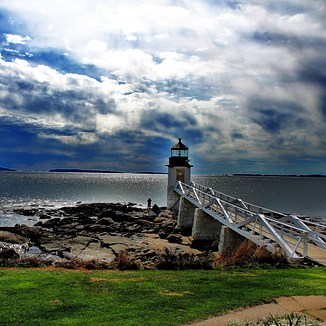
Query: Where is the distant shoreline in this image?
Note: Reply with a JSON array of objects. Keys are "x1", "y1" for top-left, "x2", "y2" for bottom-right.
[
  {"x1": 49, "y1": 169, "x2": 167, "y2": 174},
  {"x1": 0, "y1": 167, "x2": 324, "y2": 177}
]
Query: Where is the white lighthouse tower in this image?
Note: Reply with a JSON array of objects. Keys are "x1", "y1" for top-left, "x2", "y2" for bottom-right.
[{"x1": 167, "y1": 138, "x2": 192, "y2": 210}]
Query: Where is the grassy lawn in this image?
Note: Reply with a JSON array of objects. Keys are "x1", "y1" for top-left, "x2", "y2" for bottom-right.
[{"x1": 0, "y1": 267, "x2": 325, "y2": 325}]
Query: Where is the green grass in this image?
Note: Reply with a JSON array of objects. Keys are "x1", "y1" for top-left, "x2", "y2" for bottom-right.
[{"x1": 0, "y1": 267, "x2": 325, "y2": 325}]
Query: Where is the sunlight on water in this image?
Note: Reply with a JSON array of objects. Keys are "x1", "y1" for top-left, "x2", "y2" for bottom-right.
[{"x1": 0, "y1": 172, "x2": 325, "y2": 226}]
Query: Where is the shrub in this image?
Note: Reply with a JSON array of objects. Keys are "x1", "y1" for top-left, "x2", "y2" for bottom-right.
[
  {"x1": 114, "y1": 250, "x2": 140, "y2": 270},
  {"x1": 55, "y1": 258, "x2": 111, "y2": 270},
  {"x1": 215, "y1": 240, "x2": 288, "y2": 267},
  {"x1": 0, "y1": 248, "x2": 20, "y2": 266},
  {"x1": 155, "y1": 248, "x2": 213, "y2": 270},
  {"x1": 18, "y1": 256, "x2": 53, "y2": 268}
]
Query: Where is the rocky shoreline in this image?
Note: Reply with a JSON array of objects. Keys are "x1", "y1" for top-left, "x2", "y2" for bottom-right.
[{"x1": 0, "y1": 202, "x2": 210, "y2": 269}]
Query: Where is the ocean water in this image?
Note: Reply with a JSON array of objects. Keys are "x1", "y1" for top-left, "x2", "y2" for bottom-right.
[{"x1": 0, "y1": 172, "x2": 325, "y2": 226}]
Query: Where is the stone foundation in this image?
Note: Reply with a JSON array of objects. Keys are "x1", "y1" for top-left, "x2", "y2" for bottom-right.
[
  {"x1": 177, "y1": 197, "x2": 196, "y2": 231},
  {"x1": 191, "y1": 208, "x2": 222, "y2": 241},
  {"x1": 218, "y1": 225, "x2": 245, "y2": 255},
  {"x1": 167, "y1": 186, "x2": 180, "y2": 214}
]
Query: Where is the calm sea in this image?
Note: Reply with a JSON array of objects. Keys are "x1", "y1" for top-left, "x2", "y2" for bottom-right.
[{"x1": 0, "y1": 172, "x2": 325, "y2": 226}]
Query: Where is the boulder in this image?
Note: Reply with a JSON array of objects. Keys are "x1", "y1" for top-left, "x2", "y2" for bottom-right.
[
  {"x1": 166, "y1": 234, "x2": 183, "y2": 244},
  {"x1": 86, "y1": 224, "x2": 110, "y2": 233},
  {"x1": 0, "y1": 231, "x2": 30, "y2": 244},
  {"x1": 99, "y1": 210, "x2": 131, "y2": 222},
  {"x1": 151, "y1": 204, "x2": 161, "y2": 215},
  {"x1": 41, "y1": 218, "x2": 61, "y2": 228},
  {"x1": 158, "y1": 210, "x2": 176, "y2": 219},
  {"x1": 158, "y1": 231, "x2": 169, "y2": 239},
  {"x1": 1, "y1": 202, "x2": 205, "y2": 265},
  {"x1": 13, "y1": 208, "x2": 38, "y2": 216},
  {"x1": 124, "y1": 224, "x2": 141, "y2": 233},
  {"x1": 96, "y1": 217, "x2": 115, "y2": 225},
  {"x1": 39, "y1": 213, "x2": 52, "y2": 220}
]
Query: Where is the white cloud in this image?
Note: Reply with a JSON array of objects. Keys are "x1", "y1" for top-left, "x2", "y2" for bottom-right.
[
  {"x1": 86, "y1": 39, "x2": 108, "y2": 53},
  {"x1": 39, "y1": 131, "x2": 98, "y2": 145},
  {"x1": 95, "y1": 113, "x2": 124, "y2": 134},
  {"x1": 5, "y1": 33, "x2": 31, "y2": 44}
]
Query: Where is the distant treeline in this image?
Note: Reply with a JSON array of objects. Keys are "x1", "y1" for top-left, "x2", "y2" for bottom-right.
[
  {"x1": 233, "y1": 173, "x2": 326, "y2": 177},
  {"x1": 49, "y1": 169, "x2": 122, "y2": 173},
  {"x1": 0, "y1": 167, "x2": 16, "y2": 171}
]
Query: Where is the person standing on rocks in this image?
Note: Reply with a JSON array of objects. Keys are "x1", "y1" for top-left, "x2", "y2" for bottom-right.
[{"x1": 147, "y1": 198, "x2": 152, "y2": 211}]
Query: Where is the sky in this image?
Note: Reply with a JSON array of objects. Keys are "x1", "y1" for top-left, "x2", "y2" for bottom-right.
[{"x1": 0, "y1": 0, "x2": 325, "y2": 174}]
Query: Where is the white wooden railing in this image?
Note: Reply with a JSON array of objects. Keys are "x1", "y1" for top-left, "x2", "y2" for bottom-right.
[{"x1": 174, "y1": 181, "x2": 326, "y2": 261}]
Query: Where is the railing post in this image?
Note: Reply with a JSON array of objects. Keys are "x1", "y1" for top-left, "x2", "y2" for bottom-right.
[
  {"x1": 303, "y1": 232, "x2": 308, "y2": 257},
  {"x1": 251, "y1": 215, "x2": 258, "y2": 235}
]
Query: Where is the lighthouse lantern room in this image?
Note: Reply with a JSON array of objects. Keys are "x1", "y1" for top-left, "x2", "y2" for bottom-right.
[{"x1": 167, "y1": 138, "x2": 192, "y2": 210}]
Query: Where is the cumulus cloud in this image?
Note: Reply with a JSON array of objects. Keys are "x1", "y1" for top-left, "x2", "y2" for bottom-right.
[
  {"x1": 0, "y1": 0, "x2": 325, "y2": 173},
  {"x1": 4, "y1": 33, "x2": 31, "y2": 44}
]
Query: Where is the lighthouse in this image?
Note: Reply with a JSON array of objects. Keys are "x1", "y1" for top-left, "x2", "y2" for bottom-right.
[{"x1": 167, "y1": 138, "x2": 192, "y2": 210}]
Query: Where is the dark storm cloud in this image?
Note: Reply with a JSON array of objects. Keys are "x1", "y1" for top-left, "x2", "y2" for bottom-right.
[
  {"x1": 249, "y1": 98, "x2": 304, "y2": 133},
  {"x1": 141, "y1": 110, "x2": 196, "y2": 132},
  {"x1": 265, "y1": 2, "x2": 308, "y2": 15},
  {"x1": 299, "y1": 62, "x2": 326, "y2": 86},
  {"x1": 320, "y1": 94, "x2": 326, "y2": 121},
  {"x1": 0, "y1": 120, "x2": 68, "y2": 168},
  {"x1": 252, "y1": 32, "x2": 326, "y2": 50},
  {"x1": 139, "y1": 108, "x2": 204, "y2": 147},
  {"x1": 297, "y1": 57, "x2": 326, "y2": 120},
  {"x1": 89, "y1": 131, "x2": 178, "y2": 172},
  {"x1": 0, "y1": 116, "x2": 109, "y2": 170}
]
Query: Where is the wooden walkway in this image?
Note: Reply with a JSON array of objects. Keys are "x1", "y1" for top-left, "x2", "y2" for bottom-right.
[
  {"x1": 307, "y1": 243, "x2": 326, "y2": 266},
  {"x1": 175, "y1": 181, "x2": 326, "y2": 265}
]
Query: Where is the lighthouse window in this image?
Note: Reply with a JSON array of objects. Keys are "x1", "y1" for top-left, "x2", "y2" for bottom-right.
[{"x1": 172, "y1": 149, "x2": 188, "y2": 157}]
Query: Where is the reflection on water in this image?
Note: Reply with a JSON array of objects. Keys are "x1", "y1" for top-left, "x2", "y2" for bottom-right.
[
  {"x1": 0, "y1": 172, "x2": 167, "y2": 207},
  {"x1": 0, "y1": 172, "x2": 325, "y2": 227}
]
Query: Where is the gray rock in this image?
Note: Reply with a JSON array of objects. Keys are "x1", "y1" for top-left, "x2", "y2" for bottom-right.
[
  {"x1": 0, "y1": 202, "x2": 203, "y2": 265},
  {"x1": 41, "y1": 218, "x2": 61, "y2": 228},
  {"x1": 110, "y1": 243, "x2": 128, "y2": 254},
  {"x1": 0, "y1": 231, "x2": 30, "y2": 244}
]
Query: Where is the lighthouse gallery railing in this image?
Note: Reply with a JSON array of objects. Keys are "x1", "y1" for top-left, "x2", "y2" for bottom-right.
[{"x1": 174, "y1": 181, "x2": 326, "y2": 260}]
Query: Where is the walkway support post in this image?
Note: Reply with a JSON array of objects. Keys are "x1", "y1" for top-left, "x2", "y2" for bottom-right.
[
  {"x1": 218, "y1": 226, "x2": 245, "y2": 256},
  {"x1": 177, "y1": 197, "x2": 196, "y2": 232},
  {"x1": 192, "y1": 208, "x2": 222, "y2": 241}
]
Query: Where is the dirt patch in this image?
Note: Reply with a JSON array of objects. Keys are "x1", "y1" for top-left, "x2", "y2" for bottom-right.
[
  {"x1": 89, "y1": 277, "x2": 108, "y2": 282},
  {"x1": 159, "y1": 290, "x2": 192, "y2": 297},
  {"x1": 49, "y1": 300, "x2": 62, "y2": 305}
]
